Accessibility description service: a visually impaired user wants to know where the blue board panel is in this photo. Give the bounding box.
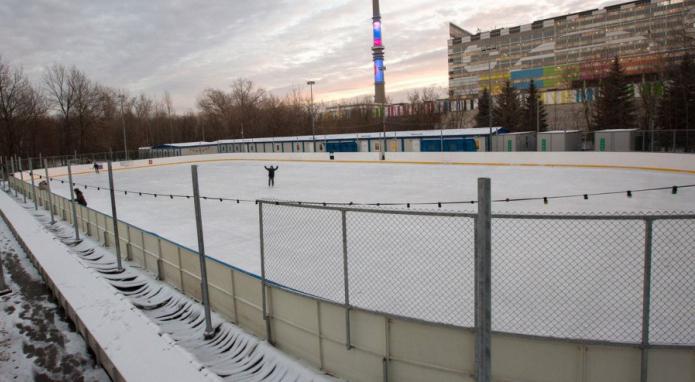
[420,139,442,152]
[326,141,358,152]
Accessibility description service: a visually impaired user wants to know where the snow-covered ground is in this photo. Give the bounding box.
[46,159,695,344]
[0,218,109,382]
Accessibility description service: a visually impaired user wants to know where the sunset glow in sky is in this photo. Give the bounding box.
[1,0,621,111]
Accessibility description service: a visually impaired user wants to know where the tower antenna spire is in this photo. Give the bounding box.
[372,0,386,104]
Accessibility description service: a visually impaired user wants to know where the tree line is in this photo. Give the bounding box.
[0,57,446,158]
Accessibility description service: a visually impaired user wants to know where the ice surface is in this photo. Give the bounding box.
[45,159,695,344]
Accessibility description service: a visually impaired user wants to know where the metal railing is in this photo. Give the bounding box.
[258,200,695,380]
[5,162,694,382]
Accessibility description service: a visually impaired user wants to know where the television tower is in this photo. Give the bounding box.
[372,0,386,104]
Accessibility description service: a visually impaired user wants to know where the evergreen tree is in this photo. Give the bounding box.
[476,88,491,127]
[657,53,695,131]
[522,79,548,132]
[492,80,522,131]
[593,56,636,130]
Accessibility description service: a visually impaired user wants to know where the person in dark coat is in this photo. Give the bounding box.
[264,165,279,187]
[74,188,87,206]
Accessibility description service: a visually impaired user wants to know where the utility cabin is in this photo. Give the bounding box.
[492,132,537,152]
[537,130,582,152]
[594,129,639,152]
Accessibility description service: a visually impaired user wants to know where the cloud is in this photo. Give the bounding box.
[1,0,622,111]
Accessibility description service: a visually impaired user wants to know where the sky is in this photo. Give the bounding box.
[1,0,620,112]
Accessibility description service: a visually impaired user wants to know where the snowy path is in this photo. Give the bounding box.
[0,217,109,382]
[0,190,223,382]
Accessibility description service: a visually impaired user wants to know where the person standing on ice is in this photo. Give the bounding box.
[264,165,279,187]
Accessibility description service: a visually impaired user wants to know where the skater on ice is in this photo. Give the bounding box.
[264,165,279,187]
[93,162,102,173]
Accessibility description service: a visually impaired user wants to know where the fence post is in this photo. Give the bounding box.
[43,159,56,225]
[67,162,80,241]
[10,157,17,197]
[18,158,26,204]
[640,218,654,382]
[191,165,214,340]
[0,246,10,296]
[341,209,352,349]
[29,160,38,210]
[107,162,124,272]
[258,201,274,343]
[475,177,492,382]
[0,157,6,193]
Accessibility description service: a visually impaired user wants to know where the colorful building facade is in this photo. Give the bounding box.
[448,0,695,106]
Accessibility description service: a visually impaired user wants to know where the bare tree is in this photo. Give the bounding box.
[43,64,76,153]
[0,58,35,155]
[134,94,154,145]
[164,91,174,142]
[230,79,265,138]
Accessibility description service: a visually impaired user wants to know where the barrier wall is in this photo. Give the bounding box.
[8,153,695,382]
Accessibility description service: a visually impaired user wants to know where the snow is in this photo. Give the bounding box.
[0,190,222,382]
[21,200,336,382]
[41,157,695,344]
[0,218,109,382]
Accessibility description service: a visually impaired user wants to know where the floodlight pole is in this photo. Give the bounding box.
[120,95,129,161]
[308,81,316,152]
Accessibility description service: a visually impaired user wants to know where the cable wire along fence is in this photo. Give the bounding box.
[258,201,695,348]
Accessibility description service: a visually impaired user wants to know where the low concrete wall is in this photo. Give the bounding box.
[8,152,695,382]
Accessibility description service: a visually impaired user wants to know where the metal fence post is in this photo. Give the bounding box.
[67,162,80,241]
[191,165,214,340]
[108,162,123,272]
[475,177,492,382]
[0,157,6,193]
[341,209,352,350]
[18,158,26,204]
[10,157,17,197]
[29,160,38,210]
[0,248,11,296]
[43,159,55,225]
[258,201,273,344]
[640,218,654,382]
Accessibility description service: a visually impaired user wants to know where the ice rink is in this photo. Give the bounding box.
[46,158,695,344]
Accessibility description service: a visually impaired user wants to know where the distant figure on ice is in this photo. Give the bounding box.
[264,165,279,187]
[93,162,102,173]
[74,188,87,207]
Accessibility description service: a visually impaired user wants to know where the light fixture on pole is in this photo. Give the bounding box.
[119,95,129,161]
[307,81,316,152]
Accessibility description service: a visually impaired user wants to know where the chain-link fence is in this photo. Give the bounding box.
[260,201,695,347]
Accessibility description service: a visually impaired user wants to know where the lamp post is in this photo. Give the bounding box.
[119,95,129,161]
[307,81,316,152]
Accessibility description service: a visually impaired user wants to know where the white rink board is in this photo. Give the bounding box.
[43,153,695,344]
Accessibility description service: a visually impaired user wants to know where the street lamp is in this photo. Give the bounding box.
[119,95,129,161]
[307,80,316,152]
